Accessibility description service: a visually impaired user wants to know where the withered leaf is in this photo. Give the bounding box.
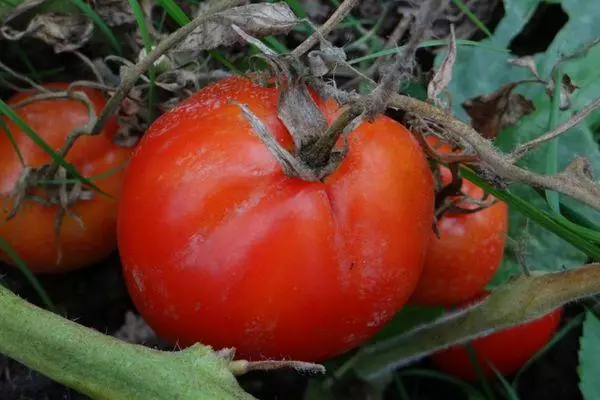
[307,40,348,77]
[507,55,540,79]
[462,82,535,140]
[1,12,93,53]
[174,2,297,55]
[427,25,456,108]
[546,74,579,111]
[93,0,136,27]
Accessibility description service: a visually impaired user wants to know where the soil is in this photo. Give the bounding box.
[0,1,585,399]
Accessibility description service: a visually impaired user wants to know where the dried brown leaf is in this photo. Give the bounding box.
[546,74,579,111]
[93,0,136,27]
[427,24,456,108]
[1,12,93,53]
[174,2,297,55]
[462,82,535,139]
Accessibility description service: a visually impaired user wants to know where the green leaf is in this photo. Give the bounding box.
[451,0,493,38]
[437,0,600,283]
[155,0,190,24]
[0,100,109,197]
[128,0,156,120]
[579,311,600,400]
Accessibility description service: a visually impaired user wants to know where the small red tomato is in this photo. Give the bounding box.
[431,295,563,380]
[117,76,435,361]
[0,83,130,273]
[410,166,508,306]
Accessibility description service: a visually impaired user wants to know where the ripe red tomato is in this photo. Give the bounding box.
[118,76,435,361]
[431,294,563,380]
[0,83,131,273]
[410,166,508,306]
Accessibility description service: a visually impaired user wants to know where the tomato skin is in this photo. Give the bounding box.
[431,295,563,380]
[0,83,131,273]
[410,167,508,306]
[118,76,435,361]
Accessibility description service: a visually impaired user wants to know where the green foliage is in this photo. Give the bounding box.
[579,311,600,400]
[437,0,600,283]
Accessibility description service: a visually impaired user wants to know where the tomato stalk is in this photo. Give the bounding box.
[0,285,254,400]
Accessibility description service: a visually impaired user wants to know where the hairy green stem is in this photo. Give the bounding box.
[0,285,254,400]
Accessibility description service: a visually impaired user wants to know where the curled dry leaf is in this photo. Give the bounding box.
[427,25,456,108]
[92,0,136,27]
[508,55,540,79]
[462,82,535,140]
[1,12,93,53]
[173,2,297,57]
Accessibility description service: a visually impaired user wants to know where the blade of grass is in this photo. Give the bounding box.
[394,375,411,400]
[465,343,495,400]
[37,162,128,185]
[0,100,110,197]
[545,67,563,214]
[326,0,383,51]
[283,0,307,18]
[0,118,24,166]
[398,369,486,400]
[490,366,520,400]
[69,0,122,55]
[0,236,55,312]
[11,44,42,83]
[348,39,509,64]
[264,36,290,53]
[155,0,190,24]
[128,0,156,121]
[512,312,584,390]
[461,167,600,260]
[451,0,493,38]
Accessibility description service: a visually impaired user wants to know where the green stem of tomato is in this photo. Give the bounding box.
[0,285,254,400]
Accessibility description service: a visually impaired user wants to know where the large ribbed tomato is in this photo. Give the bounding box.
[117,76,435,361]
[0,83,130,273]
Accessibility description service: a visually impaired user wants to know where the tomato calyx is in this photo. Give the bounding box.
[237,65,364,181]
[6,164,93,226]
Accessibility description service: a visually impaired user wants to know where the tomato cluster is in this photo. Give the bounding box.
[1,76,561,378]
[0,83,131,273]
